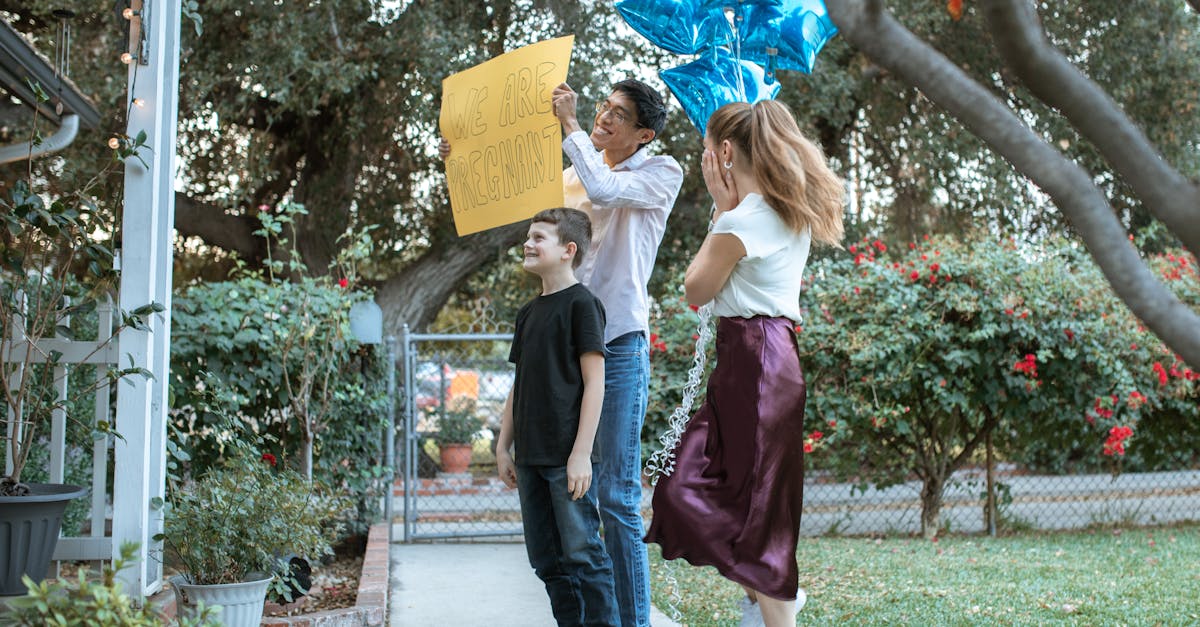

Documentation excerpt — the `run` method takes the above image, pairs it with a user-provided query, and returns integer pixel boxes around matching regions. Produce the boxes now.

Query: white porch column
[113,0,181,596]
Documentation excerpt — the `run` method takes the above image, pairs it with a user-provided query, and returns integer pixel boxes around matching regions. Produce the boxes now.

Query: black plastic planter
[0,483,88,596]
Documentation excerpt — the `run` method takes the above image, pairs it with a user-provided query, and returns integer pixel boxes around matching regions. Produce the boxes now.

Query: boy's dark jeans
[516,464,619,627]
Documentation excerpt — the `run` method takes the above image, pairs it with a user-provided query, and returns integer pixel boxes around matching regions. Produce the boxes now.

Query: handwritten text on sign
[440,36,574,236]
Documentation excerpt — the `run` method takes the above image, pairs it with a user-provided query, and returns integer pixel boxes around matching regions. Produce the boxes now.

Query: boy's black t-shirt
[508,282,606,466]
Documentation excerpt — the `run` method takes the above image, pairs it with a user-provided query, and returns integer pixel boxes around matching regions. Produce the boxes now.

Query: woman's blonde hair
[706,100,845,246]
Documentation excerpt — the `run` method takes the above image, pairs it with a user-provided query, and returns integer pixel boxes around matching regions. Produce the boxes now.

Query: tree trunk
[919,473,945,540]
[985,430,997,536]
[301,429,314,482]
[377,222,527,334]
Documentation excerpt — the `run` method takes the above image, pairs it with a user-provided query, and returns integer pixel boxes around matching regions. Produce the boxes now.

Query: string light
[120,52,135,64]
[121,8,139,19]
[132,98,145,108]
[108,137,121,149]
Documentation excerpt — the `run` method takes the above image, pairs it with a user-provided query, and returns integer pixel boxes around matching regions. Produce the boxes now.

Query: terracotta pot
[438,443,473,474]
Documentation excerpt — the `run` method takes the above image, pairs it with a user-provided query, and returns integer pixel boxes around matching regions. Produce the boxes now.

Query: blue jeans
[516,464,618,627]
[598,331,652,627]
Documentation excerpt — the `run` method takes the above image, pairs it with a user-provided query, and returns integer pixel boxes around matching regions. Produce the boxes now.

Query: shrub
[798,234,1198,536]
[169,204,389,536]
[5,542,217,626]
[158,452,346,593]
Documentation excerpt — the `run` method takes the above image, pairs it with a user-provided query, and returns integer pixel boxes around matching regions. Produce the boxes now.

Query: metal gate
[398,325,522,541]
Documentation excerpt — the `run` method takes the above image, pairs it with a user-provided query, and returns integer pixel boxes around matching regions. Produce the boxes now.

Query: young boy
[495,207,617,626]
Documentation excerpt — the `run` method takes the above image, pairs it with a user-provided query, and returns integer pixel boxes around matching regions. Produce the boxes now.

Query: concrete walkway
[389,532,679,626]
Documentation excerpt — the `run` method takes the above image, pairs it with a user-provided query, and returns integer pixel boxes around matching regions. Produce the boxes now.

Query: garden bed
[154,523,389,626]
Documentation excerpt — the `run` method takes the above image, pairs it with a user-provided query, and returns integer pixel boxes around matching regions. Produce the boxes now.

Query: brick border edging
[261,522,389,626]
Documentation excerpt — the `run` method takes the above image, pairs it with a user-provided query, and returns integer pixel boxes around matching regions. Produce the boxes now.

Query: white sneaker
[795,588,807,613]
[737,595,765,627]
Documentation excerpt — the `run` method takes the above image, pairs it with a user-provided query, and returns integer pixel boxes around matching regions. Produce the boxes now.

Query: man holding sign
[551,78,682,627]
[441,72,682,627]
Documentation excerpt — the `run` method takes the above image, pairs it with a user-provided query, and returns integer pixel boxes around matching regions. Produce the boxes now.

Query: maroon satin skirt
[644,315,806,600]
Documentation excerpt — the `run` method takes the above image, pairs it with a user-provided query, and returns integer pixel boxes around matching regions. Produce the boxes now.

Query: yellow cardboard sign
[440,36,574,236]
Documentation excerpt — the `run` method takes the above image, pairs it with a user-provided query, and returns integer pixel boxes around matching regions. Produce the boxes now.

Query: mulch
[263,542,365,617]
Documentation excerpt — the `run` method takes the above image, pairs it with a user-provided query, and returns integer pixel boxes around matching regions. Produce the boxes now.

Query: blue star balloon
[617,0,836,134]
[660,47,781,135]
[699,0,781,8]
[615,0,733,55]
[738,0,838,74]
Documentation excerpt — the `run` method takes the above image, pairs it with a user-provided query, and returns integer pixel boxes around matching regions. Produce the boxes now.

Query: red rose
[947,0,963,20]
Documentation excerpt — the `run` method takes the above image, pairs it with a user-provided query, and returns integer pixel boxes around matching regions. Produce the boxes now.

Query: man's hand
[551,82,582,135]
[438,137,451,160]
[566,450,592,501]
[497,449,517,489]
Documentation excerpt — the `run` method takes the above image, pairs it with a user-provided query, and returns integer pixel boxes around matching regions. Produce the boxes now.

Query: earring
[723,161,733,170]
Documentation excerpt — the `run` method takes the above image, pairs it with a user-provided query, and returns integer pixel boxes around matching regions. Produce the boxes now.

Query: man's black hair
[612,78,668,143]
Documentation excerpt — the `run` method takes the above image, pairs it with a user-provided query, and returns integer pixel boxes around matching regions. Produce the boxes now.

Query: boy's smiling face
[523,221,572,275]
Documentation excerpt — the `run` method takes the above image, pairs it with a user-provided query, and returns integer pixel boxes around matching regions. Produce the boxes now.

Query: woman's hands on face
[701,148,739,221]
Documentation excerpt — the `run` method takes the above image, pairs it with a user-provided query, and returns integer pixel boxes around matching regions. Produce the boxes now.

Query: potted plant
[431,397,483,475]
[5,542,218,626]
[1,92,157,594]
[157,452,345,626]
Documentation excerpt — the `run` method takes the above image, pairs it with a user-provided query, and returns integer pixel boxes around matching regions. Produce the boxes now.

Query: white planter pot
[170,574,272,627]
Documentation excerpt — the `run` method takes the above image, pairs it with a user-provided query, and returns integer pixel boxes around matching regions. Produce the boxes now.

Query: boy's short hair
[531,208,591,269]
[612,78,667,141]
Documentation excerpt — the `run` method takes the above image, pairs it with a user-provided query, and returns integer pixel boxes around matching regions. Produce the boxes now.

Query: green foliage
[4,542,218,626]
[794,234,1198,527]
[1,108,158,492]
[169,203,389,535]
[157,453,346,589]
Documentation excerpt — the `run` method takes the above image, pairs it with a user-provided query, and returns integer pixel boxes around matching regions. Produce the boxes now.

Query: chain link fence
[396,331,1200,541]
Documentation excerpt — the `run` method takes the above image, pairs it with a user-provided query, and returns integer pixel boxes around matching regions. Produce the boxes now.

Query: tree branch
[983,0,1200,258]
[173,193,264,260]
[826,0,1200,368]
[376,222,528,333]
[951,407,998,470]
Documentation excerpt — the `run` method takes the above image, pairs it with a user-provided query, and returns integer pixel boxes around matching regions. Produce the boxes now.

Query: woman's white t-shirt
[710,193,811,324]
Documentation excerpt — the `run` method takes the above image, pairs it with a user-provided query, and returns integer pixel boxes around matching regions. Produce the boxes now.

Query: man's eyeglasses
[595,101,639,127]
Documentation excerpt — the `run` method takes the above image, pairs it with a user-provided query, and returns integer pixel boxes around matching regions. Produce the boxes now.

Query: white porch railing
[2,295,119,566]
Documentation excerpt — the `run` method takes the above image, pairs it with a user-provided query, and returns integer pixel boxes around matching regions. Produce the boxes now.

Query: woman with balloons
[643,98,844,627]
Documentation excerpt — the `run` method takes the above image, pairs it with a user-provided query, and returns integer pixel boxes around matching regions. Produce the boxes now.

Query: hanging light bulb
[108,137,121,149]
[122,8,139,19]
[120,52,135,64]
[132,98,145,108]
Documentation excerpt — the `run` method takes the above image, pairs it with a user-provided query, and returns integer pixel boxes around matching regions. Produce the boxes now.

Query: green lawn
[649,525,1200,625]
